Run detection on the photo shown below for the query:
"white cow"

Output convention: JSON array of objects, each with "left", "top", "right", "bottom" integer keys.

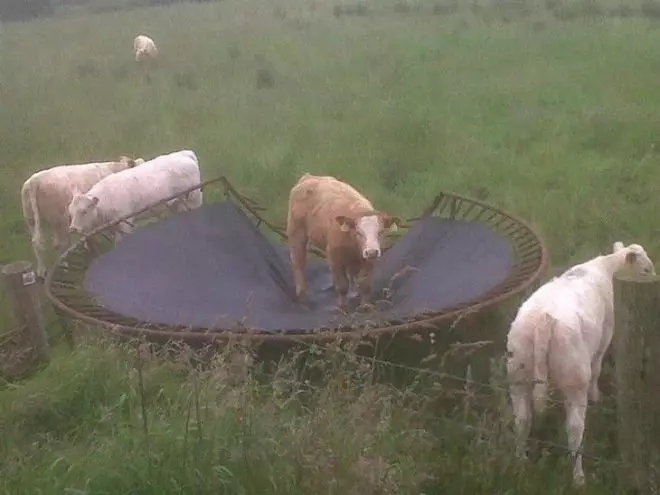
[
  {"left": 506, "top": 242, "right": 655, "bottom": 486},
  {"left": 67, "top": 149, "right": 203, "bottom": 241},
  {"left": 133, "top": 35, "right": 158, "bottom": 62},
  {"left": 21, "top": 156, "right": 143, "bottom": 279}
]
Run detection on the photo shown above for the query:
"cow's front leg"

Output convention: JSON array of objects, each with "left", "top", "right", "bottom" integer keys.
[
  {"left": 356, "top": 262, "right": 375, "bottom": 312},
  {"left": 329, "top": 261, "right": 350, "bottom": 312},
  {"left": 114, "top": 220, "right": 136, "bottom": 244}
]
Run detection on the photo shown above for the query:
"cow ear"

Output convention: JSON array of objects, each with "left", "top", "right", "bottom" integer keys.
[
  {"left": 335, "top": 215, "right": 354, "bottom": 232},
  {"left": 625, "top": 250, "right": 638, "bottom": 264},
  {"left": 381, "top": 214, "right": 400, "bottom": 232},
  {"left": 120, "top": 156, "right": 137, "bottom": 168},
  {"left": 613, "top": 241, "right": 625, "bottom": 253}
]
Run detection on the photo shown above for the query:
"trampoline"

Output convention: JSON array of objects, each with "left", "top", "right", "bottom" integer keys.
[{"left": 45, "top": 177, "right": 548, "bottom": 344}]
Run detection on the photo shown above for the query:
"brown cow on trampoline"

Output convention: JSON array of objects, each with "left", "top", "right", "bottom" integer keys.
[{"left": 286, "top": 173, "right": 400, "bottom": 312}]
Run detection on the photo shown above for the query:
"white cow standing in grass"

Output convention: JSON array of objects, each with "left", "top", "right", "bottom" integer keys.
[
  {"left": 133, "top": 35, "right": 158, "bottom": 62},
  {"left": 21, "top": 156, "right": 143, "bottom": 279},
  {"left": 68, "top": 149, "right": 203, "bottom": 241},
  {"left": 506, "top": 242, "right": 655, "bottom": 486}
]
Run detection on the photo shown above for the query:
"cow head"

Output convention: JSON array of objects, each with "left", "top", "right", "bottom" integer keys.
[
  {"left": 335, "top": 211, "right": 400, "bottom": 260},
  {"left": 68, "top": 191, "right": 101, "bottom": 235},
  {"left": 613, "top": 241, "right": 656, "bottom": 277},
  {"left": 118, "top": 156, "right": 144, "bottom": 168}
]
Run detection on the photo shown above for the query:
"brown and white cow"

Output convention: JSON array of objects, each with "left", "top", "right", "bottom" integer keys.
[
  {"left": 21, "top": 156, "right": 143, "bottom": 279},
  {"left": 286, "top": 173, "right": 400, "bottom": 311}
]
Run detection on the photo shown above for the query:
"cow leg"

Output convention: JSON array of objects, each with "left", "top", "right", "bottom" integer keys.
[
  {"left": 31, "top": 226, "right": 48, "bottom": 279},
  {"left": 355, "top": 263, "right": 375, "bottom": 311},
  {"left": 289, "top": 238, "right": 309, "bottom": 304},
  {"left": 287, "top": 217, "right": 309, "bottom": 304},
  {"left": 588, "top": 352, "right": 605, "bottom": 404},
  {"left": 329, "top": 262, "right": 350, "bottom": 312},
  {"left": 590, "top": 321, "right": 613, "bottom": 404},
  {"left": 564, "top": 388, "right": 588, "bottom": 486},
  {"left": 52, "top": 226, "right": 71, "bottom": 271},
  {"left": 114, "top": 221, "right": 135, "bottom": 244},
  {"left": 509, "top": 382, "right": 534, "bottom": 460},
  {"left": 186, "top": 190, "right": 203, "bottom": 210}
]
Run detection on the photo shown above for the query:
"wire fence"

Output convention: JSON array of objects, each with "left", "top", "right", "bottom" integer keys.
[
  {"left": 286, "top": 325, "right": 620, "bottom": 415},
  {"left": 275, "top": 329, "right": 624, "bottom": 466},
  {"left": 48, "top": 314, "right": 628, "bottom": 469}
]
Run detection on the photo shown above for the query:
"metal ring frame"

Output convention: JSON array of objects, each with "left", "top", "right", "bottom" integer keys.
[{"left": 44, "top": 176, "right": 549, "bottom": 344}]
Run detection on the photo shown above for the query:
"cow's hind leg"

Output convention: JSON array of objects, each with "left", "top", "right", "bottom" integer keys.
[
  {"left": 32, "top": 227, "right": 49, "bottom": 280},
  {"left": 510, "top": 382, "right": 534, "bottom": 460},
  {"left": 287, "top": 225, "right": 309, "bottom": 304},
  {"left": 588, "top": 352, "right": 606, "bottom": 404},
  {"left": 589, "top": 320, "right": 613, "bottom": 404},
  {"left": 564, "top": 387, "right": 589, "bottom": 486},
  {"left": 51, "top": 226, "right": 71, "bottom": 272}
]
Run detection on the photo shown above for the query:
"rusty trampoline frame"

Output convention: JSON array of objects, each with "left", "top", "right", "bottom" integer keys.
[{"left": 44, "top": 176, "right": 549, "bottom": 344}]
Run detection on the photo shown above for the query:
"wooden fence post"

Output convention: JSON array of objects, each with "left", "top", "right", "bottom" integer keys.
[
  {"left": 2, "top": 261, "right": 50, "bottom": 364},
  {"left": 613, "top": 275, "right": 660, "bottom": 493}
]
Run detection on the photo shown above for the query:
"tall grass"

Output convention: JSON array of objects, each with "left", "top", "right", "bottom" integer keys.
[
  {"left": 1, "top": 0, "right": 659, "bottom": 491},
  {"left": 0, "top": 334, "right": 629, "bottom": 493}
]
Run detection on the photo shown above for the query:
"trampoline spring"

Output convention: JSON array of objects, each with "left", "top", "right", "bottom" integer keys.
[
  {"left": 481, "top": 210, "right": 500, "bottom": 224},
  {"left": 470, "top": 207, "right": 490, "bottom": 222},
  {"left": 420, "top": 194, "right": 444, "bottom": 218},
  {"left": 460, "top": 202, "right": 479, "bottom": 220}
]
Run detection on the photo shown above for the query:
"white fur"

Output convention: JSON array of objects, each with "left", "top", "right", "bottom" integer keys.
[
  {"left": 355, "top": 214, "right": 383, "bottom": 259},
  {"left": 506, "top": 242, "right": 655, "bottom": 486},
  {"left": 20, "top": 156, "right": 142, "bottom": 278},
  {"left": 133, "top": 35, "right": 158, "bottom": 62},
  {"left": 68, "top": 149, "right": 203, "bottom": 241}
]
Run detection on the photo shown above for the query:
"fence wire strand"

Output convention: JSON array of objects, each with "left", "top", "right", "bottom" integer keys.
[{"left": 287, "top": 331, "right": 619, "bottom": 416}]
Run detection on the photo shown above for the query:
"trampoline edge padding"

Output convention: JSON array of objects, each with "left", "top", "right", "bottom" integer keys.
[{"left": 45, "top": 179, "right": 548, "bottom": 343}]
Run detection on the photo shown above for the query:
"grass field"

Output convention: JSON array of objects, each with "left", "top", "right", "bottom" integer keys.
[{"left": 1, "top": 0, "right": 660, "bottom": 492}]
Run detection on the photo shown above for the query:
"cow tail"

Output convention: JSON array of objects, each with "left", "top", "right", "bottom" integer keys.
[
  {"left": 21, "top": 178, "right": 40, "bottom": 241},
  {"left": 532, "top": 313, "right": 555, "bottom": 414}
]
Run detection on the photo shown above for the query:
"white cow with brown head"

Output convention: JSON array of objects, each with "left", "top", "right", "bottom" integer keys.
[{"left": 286, "top": 173, "right": 399, "bottom": 312}]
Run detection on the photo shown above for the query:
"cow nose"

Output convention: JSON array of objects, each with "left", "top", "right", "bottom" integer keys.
[{"left": 363, "top": 248, "right": 381, "bottom": 259}]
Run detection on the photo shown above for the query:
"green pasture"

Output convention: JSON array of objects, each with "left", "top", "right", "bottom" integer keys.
[{"left": 1, "top": 0, "right": 659, "bottom": 492}]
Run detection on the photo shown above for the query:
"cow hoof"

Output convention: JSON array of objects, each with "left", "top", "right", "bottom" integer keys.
[
  {"left": 295, "top": 293, "right": 308, "bottom": 305},
  {"left": 357, "top": 303, "right": 374, "bottom": 313},
  {"left": 572, "top": 470, "right": 586, "bottom": 488}
]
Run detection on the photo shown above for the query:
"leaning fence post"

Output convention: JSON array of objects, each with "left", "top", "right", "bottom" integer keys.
[
  {"left": 1, "top": 261, "right": 50, "bottom": 364},
  {"left": 613, "top": 274, "right": 660, "bottom": 493}
]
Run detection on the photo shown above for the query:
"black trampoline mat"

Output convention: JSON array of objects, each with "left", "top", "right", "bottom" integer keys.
[{"left": 83, "top": 201, "right": 515, "bottom": 333}]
